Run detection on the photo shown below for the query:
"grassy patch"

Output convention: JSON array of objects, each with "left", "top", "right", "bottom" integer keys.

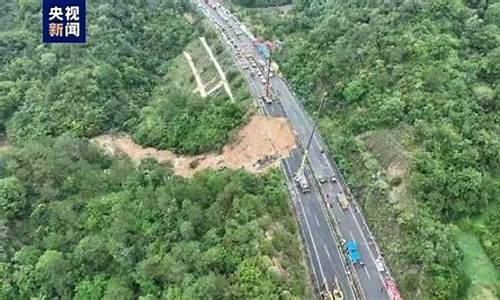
[
  {"left": 132, "top": 21, "right": 254, "bottom": 155},
  {"left": 358, "top": 128, "right": 409, "bottom": 170},
  {"left": 166, "top": 23, "right": 251, "bottom": 105},
  {"left": 456, "top": 228, "right": 499, "bottom": 300}
]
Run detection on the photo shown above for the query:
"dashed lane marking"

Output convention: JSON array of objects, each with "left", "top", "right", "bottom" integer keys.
[
  {"left": 314, "top": 214, "right": 321, "bottom": 228},
  {"left": 323, "top": 243, "right": 333, "bottom": 263}
]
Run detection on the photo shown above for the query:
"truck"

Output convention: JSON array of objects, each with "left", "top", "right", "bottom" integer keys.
[
  {"left": 337, "top": 193, "right": 349, "bottom": 210},
  {"left": 261, "top": 95, "right": 272, "bottom": 104},
  {"left": 293, "top": 172, "right": 310, "bottom": 193},
  {"left": 321, "top": 280, "right": 344, "bottom": 300},
  {"left": 246, "top": 55, "right": 258, "bottom": 68},
  {"left": 204, "top": 0, "right": 216, "bottom": 9},
  {"left": 344, "top": 240, "right": 361, "bottom": 265}
]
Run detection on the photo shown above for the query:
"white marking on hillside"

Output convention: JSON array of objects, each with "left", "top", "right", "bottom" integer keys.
[
  {"left": 207, "top": 81, "right": 223, "bottom": 96},
  {"left": 183, "top": 51, "right": 207, "bottom": 98},
  {"left": 199, "top": 37, "right": 234, "bottom": 101}
]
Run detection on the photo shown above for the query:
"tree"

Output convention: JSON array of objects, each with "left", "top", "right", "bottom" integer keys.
[
  {"left": 230, "top": 257, "right": 276, "bottom": 299},
  {"left": 34, "top": 250, "right": 74, "bottom": 298},
  {"left": 0, "top": 176, "right": 25, "bottom": 219},
  {"left": 74, "top": 275, "right": 107, "bottom": 300},
  {"left": 102, "top": 278, "right": 133, "bottom": 300}
]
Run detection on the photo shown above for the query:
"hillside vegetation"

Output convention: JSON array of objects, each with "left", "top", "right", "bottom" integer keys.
[
  {"left": 0, "top": 0, "right": 250, "bottom": 155},
  {"left": 231, "top": 0, "right": 292, "bottom": 8},
  {"left": 247, "top": 0, "right": 500, "bottom": 299},
  {"left": 0, "top": 137, "right": 308, "bottom": 298},
  {"left": 1, "top": 0, "right": 193, "bottom": 140},
  {"left": 133, "top": 28, "right": 252, "bottom": 155},
  {"left": 0, "top": 1, "right": 309, "bottom": 298}
]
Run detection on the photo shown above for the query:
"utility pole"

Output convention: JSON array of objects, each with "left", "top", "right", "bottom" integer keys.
[{"left": 297, "top": 91, "right": 327, "bottom": 175}]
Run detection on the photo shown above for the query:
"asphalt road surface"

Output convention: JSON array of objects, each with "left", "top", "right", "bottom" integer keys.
[
  {"left": 197, "top": 2, "right": 394, "bottom": 299},
  {"left": 284, "top": 149, "right": 356, "bottom": 299}
]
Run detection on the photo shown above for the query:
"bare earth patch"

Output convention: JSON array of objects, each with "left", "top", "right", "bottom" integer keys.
[
  {"left": 0, "top": 139, "right": 8, "bottom": 153},
  {"left": 183, "top": 13, "right": 194, "bottom": 24},
  {"left": 359, "top": 129, "right": 412, "bottom": 206},
  {"left": 387, "top": 160, "right": 410, "bottom": 205},
  {"left": 93, "top": 115, "right": 296, "bottom": 177}
]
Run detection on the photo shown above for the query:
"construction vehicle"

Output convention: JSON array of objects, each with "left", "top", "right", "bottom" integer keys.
[
  {"left": 254, "top": 39, "right": 271, "bottom": 59},
  {"left": 321, "top": 280, "right": 344, "bottom": 300},
  {"left": 337, "top": 193, "right": 349, "bottom": 210},
  {"left": 261, "top": 95, "right": 272, "bottom": 104},
  {"left": 294, "top": 172, "right": 310, "bottom": 193},
  {"left": 332, "top": 287, "right": 343, "bottom": 300}
]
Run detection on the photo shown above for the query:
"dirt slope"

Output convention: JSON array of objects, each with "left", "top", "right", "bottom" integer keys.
[{"left": 94, "top": 116, "right": 296, "bottom": 177}]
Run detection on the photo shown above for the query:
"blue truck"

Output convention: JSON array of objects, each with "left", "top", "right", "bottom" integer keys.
[{"left": 345, "top": 240, "right": 361, "bottom": 264}]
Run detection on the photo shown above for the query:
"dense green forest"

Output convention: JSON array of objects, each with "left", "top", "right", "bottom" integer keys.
[
  {"left": 1, "top": 0, "right": 192, "bottom": 140},
  {"left": 228, "top": 1, "right": 495, "bottom": 297},
  {"left": 0, "top": 136, "right": 308, "bottom": 298},
  {"left": 227, "top": 0, "right": 500, "bottom": 298},
  {"left": 0, "top": 0, "right": 249, "bottom": 155},
  {"left": 231, "top": 0, "right": 291, "bottom": 8},
  {"left": 0, "top": 0, "right": 307, "bottom": 298}
]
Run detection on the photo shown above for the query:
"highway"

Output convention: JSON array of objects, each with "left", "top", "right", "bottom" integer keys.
[
  {"left": 284, "top": 149, "right": 356, "bottom": 299},
  {"left": 197, "top": 2, "right": 396, "bottom": 299}
]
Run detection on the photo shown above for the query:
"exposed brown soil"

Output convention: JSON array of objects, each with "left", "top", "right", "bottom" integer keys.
[
  {"left": 93, "top": 115, "right": 296, "bottom": 177},
  {"left": 388, "top": 160, "right": 409, "bottom": 205}
]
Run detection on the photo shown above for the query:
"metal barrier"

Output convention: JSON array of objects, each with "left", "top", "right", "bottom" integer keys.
[
  {"left": 196, "top": 2, "right": 398, "bottom": 297},
  {"left": 281, "top": 77, "right": 397, "bottom": 284},
  {"left": 281, "top": 163, "right": 322, "bottom": 297},
  {"left": 304, "top": 162, "right": 365, "bottom": 300}
]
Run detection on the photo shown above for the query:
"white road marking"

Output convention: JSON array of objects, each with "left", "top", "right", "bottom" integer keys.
[
  {"left": 301, "top": 165, "right": 359, "bottom": 299},
  {"left": 274, "top": 54, "right": 389, "bottom": 295},
  {"left": 296, "top": 197, "right": 328, "bottom": 287},
  {"left": 364, "top": 265, "right": 372, "bottom": 280},
  {"left": 306, "top": 206, "right": 312, "bottom": 217},
  {"left": 201, "top": 5, "right": 372, "bottom": 298},
  {"left": 348, "top": 204, "right": 386, "bottom": 281},
  {"left": 282, "top": 160, "right": 327, "bottom": 287},
  {"left": 323, "top": 243, "right": 332, "bottom": 262},
  {"left": 274, "top": 58, "right": 389, "bottom": 288},
  {"left": 314, "top": 214, "right": 321, "bottom": 228}
]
